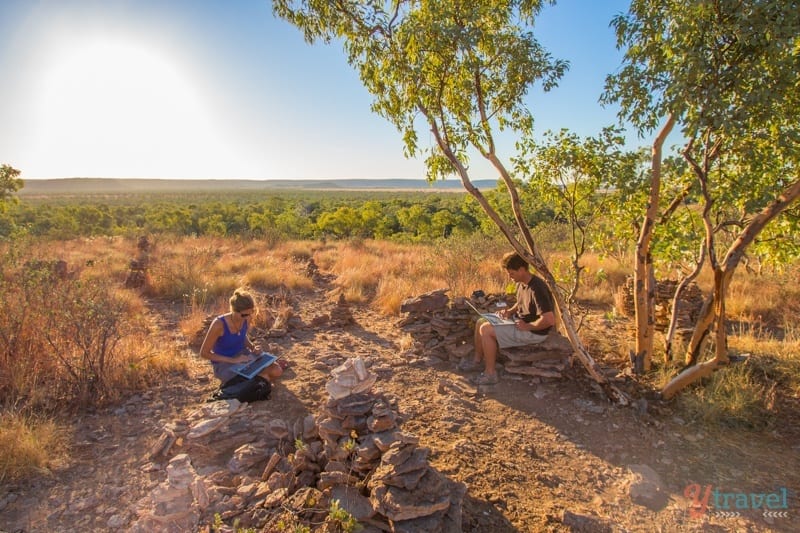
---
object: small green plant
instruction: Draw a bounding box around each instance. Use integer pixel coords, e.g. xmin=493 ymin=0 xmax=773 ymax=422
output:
xmin=328 ymin=499 xmax=361 ymax=533
xmin=341 ymin=437 xmax=356 ymax=454
xmin=294 ymin=437 xmax=307 ymax=452
xmin=211 ymin=512 xmax=257 ymax=533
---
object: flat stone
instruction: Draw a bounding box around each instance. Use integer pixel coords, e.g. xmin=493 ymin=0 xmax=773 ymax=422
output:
xmin=500 ymin=331 xmax=572 ymax=362
xmin=317 ymin=471 xmax=360 ymax=490
xmin=186 ymin=417 xmax=226 ymax=439
xmin=268 ymin=419 xmax=289 ymax=439
xmin=372 ymin=463 xmax=428 ymax=490
xmin=372 ymin=431 xmax=418 ymax=452
xmin=370 ymin=484 xmax=450 ymax=521
xmin=381 ymin=442 xmax=415 ymax=466
xmin=330 ymin=485 xmax=375 ymax=521
xmin=627 ymin=464 xmax=668 ymax=510
xmin=367 ymin=414 xmax=397 ymax=432
xmin=262 ymin=487 xmax=288 ymax=508
xmin=390 ymin=448 xmax=430 ymax=475
xmin=228 ymin=444 xmax=269 ymax=474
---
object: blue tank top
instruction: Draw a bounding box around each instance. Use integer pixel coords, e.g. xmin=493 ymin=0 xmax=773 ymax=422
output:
xmin=213 ymin=315 xmax=248 ymax=358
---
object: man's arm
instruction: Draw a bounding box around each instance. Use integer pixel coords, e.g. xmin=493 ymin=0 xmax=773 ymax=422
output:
xmin=519 ymin=311 xmax=554 ymax=332
xmin=499 ymin=303 xmax=519 ymax=319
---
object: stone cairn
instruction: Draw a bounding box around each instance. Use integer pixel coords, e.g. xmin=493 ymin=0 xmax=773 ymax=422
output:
xmin=619 ymin=278 xmax=704 ymax=342
xmin=135 ymin=357 xmax=465 ymax=532
xmin=398 ymin=288 xmax=573 ymax=380
xmin=124 ymin=236 xmax=151 ymax=289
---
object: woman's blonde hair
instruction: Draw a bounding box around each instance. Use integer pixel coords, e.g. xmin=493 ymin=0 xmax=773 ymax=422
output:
xmin=229 ymin=288 xmax=256 ymax=313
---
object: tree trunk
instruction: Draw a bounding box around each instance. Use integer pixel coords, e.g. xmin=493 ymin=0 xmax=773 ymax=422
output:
xmin=665 ymin=244 xmax=706 ymax=360
xmin=424 ymin=112 xmax=628 ymax=404
xmin=665 ymin=177 xmax=800 ymax=397
xmin=661 ymin=358 xmax=719 ymax=400
xmin=632 ymin=115 xmax=675 ymax=373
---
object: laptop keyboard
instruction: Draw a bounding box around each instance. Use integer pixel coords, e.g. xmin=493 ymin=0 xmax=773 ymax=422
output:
xmin=235 ymin=353 xmax=277 ymax=377
xmin=238 ymin=357 xmax=267 ymax=376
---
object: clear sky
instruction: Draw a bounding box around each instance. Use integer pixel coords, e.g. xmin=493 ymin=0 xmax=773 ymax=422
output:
xmin=0 ymin=0 xmax=638 ymax=180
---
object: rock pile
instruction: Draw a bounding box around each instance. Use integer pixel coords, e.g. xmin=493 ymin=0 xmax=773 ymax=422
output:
xmin=396 ymin=289 xmax=480 ymax=362
xmin=399 ymin=289 xmax=573 ymax=379
xmin=310 ymin=292 xmax=356 ymax=330
xmin=130 ymin=454 xmax=200 ymax=532
xmin=124 ymin=236 xmax=152 ymax=289
xmin=135 ymin=357 xmax=465 ymax=532
xmin=619 ymin=278 xmax=704 ymax=339
xmin=277 ymin=356 xmax=466 ymax=532
xmin=500 ymin=331 xmax=573 ymax=379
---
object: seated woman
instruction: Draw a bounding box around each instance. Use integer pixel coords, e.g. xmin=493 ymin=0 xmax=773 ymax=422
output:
xmin=199 ymin=288 xmax=283 ymax=384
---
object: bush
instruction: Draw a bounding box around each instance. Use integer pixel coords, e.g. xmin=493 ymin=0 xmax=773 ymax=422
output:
xmin=0 ymin=250 xmax=146 ymax=410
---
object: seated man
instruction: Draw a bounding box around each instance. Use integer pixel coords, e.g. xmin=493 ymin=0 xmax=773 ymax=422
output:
xmin=462 ymin=252 xmax=555 ymax=385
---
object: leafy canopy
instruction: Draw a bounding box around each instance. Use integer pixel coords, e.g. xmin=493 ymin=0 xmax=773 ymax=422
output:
xmin=273 ymin=0 xmax=567 ymax=180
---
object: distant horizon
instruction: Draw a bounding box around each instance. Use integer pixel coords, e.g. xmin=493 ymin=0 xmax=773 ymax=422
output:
xmin=17 ymin=176 xmax=497 ymax=195
xmin=22 ymin=176 xmax=447 ymax=181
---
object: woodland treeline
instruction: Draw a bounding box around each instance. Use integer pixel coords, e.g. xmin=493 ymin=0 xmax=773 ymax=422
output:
xmin=0 ymin=186 xmax=558 ymax=243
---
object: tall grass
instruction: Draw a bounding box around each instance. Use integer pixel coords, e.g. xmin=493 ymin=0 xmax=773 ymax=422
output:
xmin=0 ymin=238 xmax=190 ymax=413
xmin=0 ymin=412 xmax=66 ymax=483
xmin=2 ymin=233 xmax=798 ymax=484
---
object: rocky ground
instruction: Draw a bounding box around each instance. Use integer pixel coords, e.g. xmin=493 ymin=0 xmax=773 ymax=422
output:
xmin=1 ymin=267 xmax=798 ymax=532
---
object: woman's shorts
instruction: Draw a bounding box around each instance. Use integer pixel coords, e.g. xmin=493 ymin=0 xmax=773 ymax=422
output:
xmin=211 ymin=361 xmax=238 ymax=384
xmin=479 ymin=318 xmax=549 ymax=349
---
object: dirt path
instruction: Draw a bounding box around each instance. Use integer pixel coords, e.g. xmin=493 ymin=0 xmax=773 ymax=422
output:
xmin=2 ymin=269 xmax=798 ymax=532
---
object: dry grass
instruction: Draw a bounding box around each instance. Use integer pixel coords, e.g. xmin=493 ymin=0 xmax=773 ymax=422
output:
xmin=0 ymin=412 xmax=67 ymax=483
xmin=725 ymin=268 xmax=800 ymax=327
xmin=244 ymin=257 xmax=314 ymax=291
xmin=2 ymin=234 xmax=798 ymax=483
xmin=317 ymin=236 xmax=515 ymax=314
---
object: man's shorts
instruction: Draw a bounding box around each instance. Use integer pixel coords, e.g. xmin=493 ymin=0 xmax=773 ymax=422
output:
xmin=479 ymin=318 xmax=549 ymax=349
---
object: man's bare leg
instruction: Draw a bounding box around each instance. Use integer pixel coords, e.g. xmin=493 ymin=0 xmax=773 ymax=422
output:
xmin=472 ymin=320 xmax=485 ymax=364
xmin=479 ymin=321 xmax=499 ymax=376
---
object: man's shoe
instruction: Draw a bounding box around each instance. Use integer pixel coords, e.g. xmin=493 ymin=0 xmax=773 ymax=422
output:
xmin=458 ymin=358 xmax=480 ymax=371
xmin=471 ymin=373 xmax=499 ymax=385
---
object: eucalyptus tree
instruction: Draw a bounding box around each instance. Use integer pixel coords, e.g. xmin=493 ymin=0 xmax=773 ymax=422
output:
xmin=0 ymin=164 xmax=23 ymax=210
xmin=514 ymin=126 xmax=647 ymax=307
xmin=0 ymin=165 xmax=24 ymax=238
xmin=604 ymin=0 xmax=800 ymax=395
xmin=272 ymin=0 xmax=627 ymax=401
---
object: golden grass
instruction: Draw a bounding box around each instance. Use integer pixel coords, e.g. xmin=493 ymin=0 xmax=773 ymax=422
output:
xmin=0 ymin=412 xmax=67 ymax=483
xmin=275 ymin=240 xmax=316 ymax=263
xmin=2 ymin=233 xmax=798 ymax=484
xmin=675 ymin=361 xmax=777 ymax=429
xmin=244 ymin=259 xmax=314 ymax=291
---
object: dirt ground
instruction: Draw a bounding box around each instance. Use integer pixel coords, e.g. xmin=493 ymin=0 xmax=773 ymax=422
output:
xmin=1 ymin=268 xmax=798 ymax=533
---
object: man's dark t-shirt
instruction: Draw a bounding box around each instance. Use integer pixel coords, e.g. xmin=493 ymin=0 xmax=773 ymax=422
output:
xmin=515 ymin=275 xmax=554 ymax=334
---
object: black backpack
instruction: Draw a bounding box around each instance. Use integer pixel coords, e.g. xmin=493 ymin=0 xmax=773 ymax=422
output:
xmin=210 ymin=375 xmax=271 ymax=403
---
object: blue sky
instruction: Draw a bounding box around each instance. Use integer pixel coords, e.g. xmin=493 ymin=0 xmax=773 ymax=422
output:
xmin=0 ymin=0 xmax=641 ymax=180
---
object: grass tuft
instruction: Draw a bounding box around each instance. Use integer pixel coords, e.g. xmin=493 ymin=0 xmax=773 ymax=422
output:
xmin=0 ymin=413 xmax=66 ymax=483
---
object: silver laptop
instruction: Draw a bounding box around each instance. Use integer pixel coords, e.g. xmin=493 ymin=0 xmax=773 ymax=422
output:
xmin=464 ymin=300 xmax=515 ymax=326
xmin=232 ymin=352 xmax=279 ymax=379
